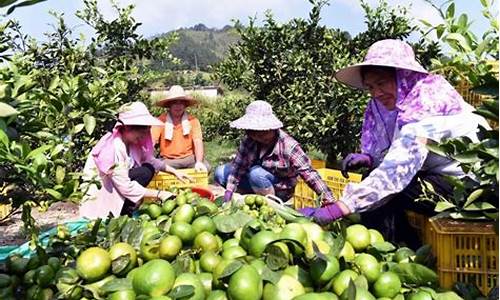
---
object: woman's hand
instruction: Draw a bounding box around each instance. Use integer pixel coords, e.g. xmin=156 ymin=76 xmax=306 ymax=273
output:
xmin=157 ymin=190 xmax=174 ymax=201
xmin=173 ymin=171 xmax=193 ymax=183
xmin=194 ymin=161 xmax=207 ymax=172
xmin=341 ymin=153 xmax=372 ymax=178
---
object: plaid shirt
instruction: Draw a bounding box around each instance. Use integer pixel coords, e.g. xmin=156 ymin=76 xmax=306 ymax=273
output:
xmin=226 ymin=130 xmax=335 ymax=202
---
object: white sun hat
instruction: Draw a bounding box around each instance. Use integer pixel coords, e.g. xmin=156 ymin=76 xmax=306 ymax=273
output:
xmin=230 ymin=100 xmax=283 ymax=130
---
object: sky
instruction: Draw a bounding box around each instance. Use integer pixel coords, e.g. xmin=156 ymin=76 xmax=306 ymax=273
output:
xmin=1 ymin=0 xmax=495 ymax=44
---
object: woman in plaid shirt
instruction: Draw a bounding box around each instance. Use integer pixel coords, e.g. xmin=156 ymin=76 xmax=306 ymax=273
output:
xmin=214 ymin=100 xmax=334 ymax=203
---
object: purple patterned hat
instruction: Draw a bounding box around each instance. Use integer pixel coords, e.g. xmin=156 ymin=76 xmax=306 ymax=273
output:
xmin=335 ymin=39 xmax=428 ymax=89
xmin=230 ymin=100 xmax=283 ymax=130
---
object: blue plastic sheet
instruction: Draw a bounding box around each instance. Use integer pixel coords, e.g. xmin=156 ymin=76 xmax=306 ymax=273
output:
xmin=0 ymin=218 xmax=89 ymax=261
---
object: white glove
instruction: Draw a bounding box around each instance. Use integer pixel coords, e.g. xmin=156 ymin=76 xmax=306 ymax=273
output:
xmin=194 ymin=161 xmax=208 ymax=172
xmin=157 ymin=191 xmax=175 ymax=201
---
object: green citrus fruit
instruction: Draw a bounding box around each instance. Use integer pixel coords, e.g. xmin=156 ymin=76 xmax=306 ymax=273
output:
xmin=199 ymin=252 xmax=222 ymax=273
xmin=249 ymin=259 xmax=267 ymax=276
xmin=407 ymin=291 xmax=433 ymax=300
xmin=22 ymin=270 xmax=35 ymax=286
xmin=228 ymin=265 xmax=263 ymax=300
xmin=212 ymin=259 xmax=235 ymax=288
xmin=282 ymin=265 xmax=313 ymax=289
xmin=169 ymin=222 xmax=196 ymax=244
xmin=394 ymin=247 xmax=416 ymax=263
xmin=0 ymin=274 xmax=10 ymax=288
xmin=76 ymin=247 xmax=112 ymax=283
xmin=249 ymin=230 xmax=278 ymax=258
xmin=339 ymin=241 xmax=356 ymax=262
xmin=222 ymin=246 xmax=247 ymax=260
xmin=147 ymin=204 xmax=163 ymax=219
xmin=207 ymin=290 xmax=228 ymax=300
xmin=279 ymin=223 xmax=307 ymax=253
xmin=47 ymin=257 xmax=61 ymax=272
xmin=162 ymin=200 xmax=176 ymax=214
xmin=109 ymin=242 xmax=137 ymax=275
xmin=222 ymin=238 xmax=240 ymax=250
xmin=332 ymin=269 xmax=358 ymax=296
xmin=194 ymin=231 xmax=219 ymax=253
xmin=140 ymin=238 xmax=161 ymax=261
xmin=172 ymin=272 xmax=205 ymax=300
xmin=35 ymin=265 xmax=55 ymax=287
xmin=340 ymin=288 xmax=375 ymax=300
xmin=294 ymin=292 xmax=338 ymax=300
xmin=192 ymin=216 xmax=217 ymax=235
xmin=354 ymin=253 xmax=380 ymax=283
xmin=197 ymin=272 xmax=213 ymax=295
xmin=372 ymin=271 xmax=401 ymax=298
xmin=368 ymin=229 xmax=384 ymax=244
xmin=173 ymin=204 xmax=195 ymax=223
xmin=132 ymin=259 xmax=175 ymax=297
xmin=108 ymin=289 xmax=136 ymax=300
xmin=310 ymin=254 xmax=340 ymax=285
xmin=159 ymin=235 xmax=183 ymax=261
xmin=6 ymin=255 xmax=29 ymax=275
xmin=262 ymin=274 xmax=305 ymax=300
xmin=345 ymin=224 xmax=370 ymax=252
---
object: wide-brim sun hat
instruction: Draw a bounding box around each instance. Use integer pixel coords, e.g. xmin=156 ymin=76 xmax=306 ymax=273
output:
xmin=335 ymin=39 xmax=428 ymax=89
xmin=230 ymin=100 xmax=283 ymax=130
xmin=117 ymin=102 xmax=164 ymax=127
xmin=156 ymin=85 xmax=199 ymax=107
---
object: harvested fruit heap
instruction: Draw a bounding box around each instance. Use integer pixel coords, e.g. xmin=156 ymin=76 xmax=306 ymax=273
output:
xmin=0 ymin=189 xmax=462 ymax=300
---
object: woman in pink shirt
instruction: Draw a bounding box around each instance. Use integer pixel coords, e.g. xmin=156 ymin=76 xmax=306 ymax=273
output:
xmin=79 ymin=102 xmax=189 ymax=219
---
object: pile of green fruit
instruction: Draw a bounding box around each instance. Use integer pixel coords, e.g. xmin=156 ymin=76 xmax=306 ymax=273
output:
xmin=0 ymin=189 xmax=462 ymax=300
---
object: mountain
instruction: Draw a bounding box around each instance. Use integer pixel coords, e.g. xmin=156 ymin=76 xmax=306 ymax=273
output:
xmin=151 ymin=24 xmax=240 ymax=71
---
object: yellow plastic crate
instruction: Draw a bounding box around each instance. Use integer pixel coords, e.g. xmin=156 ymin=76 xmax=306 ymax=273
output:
xmin=0 ymin=203 xmax=11 ymax=219
xmin=147 ymin=168 xmax=208 ymax=191
xmin=311 ymin=159 xmax=326 ymax=170
xmin=405 ymin=210 xmax=432 ymax=245
xmin=293 ymin=168 xmax=362 ymax=209
xmin=428 ymin=218 xmax=499 ymax=295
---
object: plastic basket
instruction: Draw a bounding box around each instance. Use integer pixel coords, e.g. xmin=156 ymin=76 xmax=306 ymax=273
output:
xmin=0 ymin=203 xmax=11 ymax=219
xmin=428 ymin=218 xmax=499 ymax=295
xmin=405 ymin=210 xmax=432 ymax=245
xmin=147 ymin=168 xmax=208 ymax=191
xmin=311 ymin=159 xmax=326 ymax=170
xmin=293 ymin=168 xmax=362 ymax=209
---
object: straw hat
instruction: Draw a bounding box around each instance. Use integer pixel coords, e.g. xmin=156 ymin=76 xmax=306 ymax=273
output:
xmin=335 ymin=39 xmax=428 ymax=89
xmin=117 ymin=102 xmax=164 ymax=127
xmin=156 ymin=85 xmax=199 ymax=107
xmin=230 ymin=100 xmax=283 ymax=130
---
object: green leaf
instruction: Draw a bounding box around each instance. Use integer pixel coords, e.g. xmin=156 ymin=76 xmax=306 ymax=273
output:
xmin=219 ymin=260 xmax=243 ymax=279
xmin=5 ymin=0 xmax=48 ymax=14
xmin=446 ymin=2 xmax=455 ymax=19
xmin=168 ymin=285 xmax=195 ymax=299
xmin=0 ymin=102 xmax=18 ymax=117
xmin=213 ymin=211 xmax=253 ymax=233
xmin=370 ymin=241 xmax=396 ymax=253
xmin=74 ymin=123 xmax=85 ymax=134
xmin=45 ymin=188 xmax=62 ymax=200
xmin=56 ymin=165 xmax=65 ymax=184
xmin=101 ymin=278 xmax=132 ymax=293
xmin=446 ymin=33 xmax=472 ymax=51
xmin=265 ymin=243 xmax=290 ymax=270
xmin=435 ymin=201 xmax=456 ymax=212
xmin=463 ymin=189 xmax=484 ymax=207
xmin=83 ymin=114 xmax=96 ymax=135
xmin=389 ymin=263 xmax=438 ymax=286
xmin=463 ymin=201 xmax=497 ymax=211
xmin=111 ymin=254 xmax=131 ymax=275
xmin=261 ymin=265 xmax=280 ymax=284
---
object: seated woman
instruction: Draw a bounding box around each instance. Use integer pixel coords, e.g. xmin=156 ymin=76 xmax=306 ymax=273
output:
xmin=79 ymin=102 xmax=189 ymax=219
xmin=151 ymin=85 xmax=209 ymax=172
xmin=214 ymin=100 xmax=335 ymax=203
xmin=301 ymin=39 xmax=488 ymax=248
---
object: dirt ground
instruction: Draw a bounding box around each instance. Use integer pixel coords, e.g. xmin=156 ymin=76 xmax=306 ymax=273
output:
xmin=0 ymin=184 xmax=225 ymax=247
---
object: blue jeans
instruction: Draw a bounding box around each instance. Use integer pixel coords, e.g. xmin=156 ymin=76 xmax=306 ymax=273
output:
xmin=214 ymin=163 xmax=277 ymax=193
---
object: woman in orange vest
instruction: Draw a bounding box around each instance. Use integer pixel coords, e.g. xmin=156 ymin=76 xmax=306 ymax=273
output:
xmin=151 ymin=85 xmax=209 ymax=172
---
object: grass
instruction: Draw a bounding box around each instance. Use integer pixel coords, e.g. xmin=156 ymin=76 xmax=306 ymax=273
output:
xmin=205 ymin=138 xmax=237 ymax=170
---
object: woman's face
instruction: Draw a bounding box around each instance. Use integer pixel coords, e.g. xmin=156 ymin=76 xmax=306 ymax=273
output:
xmin=121 ymin=126 xmax=151 ymax=145
xmin=363 ymin=70 xmax=397 ymax=110
xmin=247 ymin=130 xmax=277 ymax=145
xmin=168 ymin=101 xmax=187 ymax=118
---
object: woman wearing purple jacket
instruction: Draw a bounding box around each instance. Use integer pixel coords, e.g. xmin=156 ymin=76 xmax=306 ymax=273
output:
xmin=301 ymin=39 xmax=488 ymax=247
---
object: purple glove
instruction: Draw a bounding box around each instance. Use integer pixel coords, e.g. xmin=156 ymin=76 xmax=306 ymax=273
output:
xmin=223 ymin=190 xmax=233 ymax=202
xmin=298 ymin=207 xmax=317 ymax=217
xmin=311 ymin=202 xmax=345 ymax=225
xmin=341 ymin=153 xmax=372 ymax=178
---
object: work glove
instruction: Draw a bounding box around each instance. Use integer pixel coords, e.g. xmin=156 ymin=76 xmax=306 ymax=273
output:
xmin=194 ymin=161 xmax=208 ymax=172
xmin=298 ymin=207 xmax=317 ymax=217
xmin=311 ymin=202 xmax=345 ymax=225
xmin=341 ymin=153 xmax=372 ymax=178
xmin=157 ymin=190 xmax=175 ymax=201
xmin=223 ymin=190 xmax=233 ymax=203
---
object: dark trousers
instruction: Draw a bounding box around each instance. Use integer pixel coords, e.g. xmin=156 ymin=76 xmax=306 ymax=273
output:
xmin=360 ymin=172 xmax=453 ymax=250
xmin=120 ymin=163 xmax=155 ymax=216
